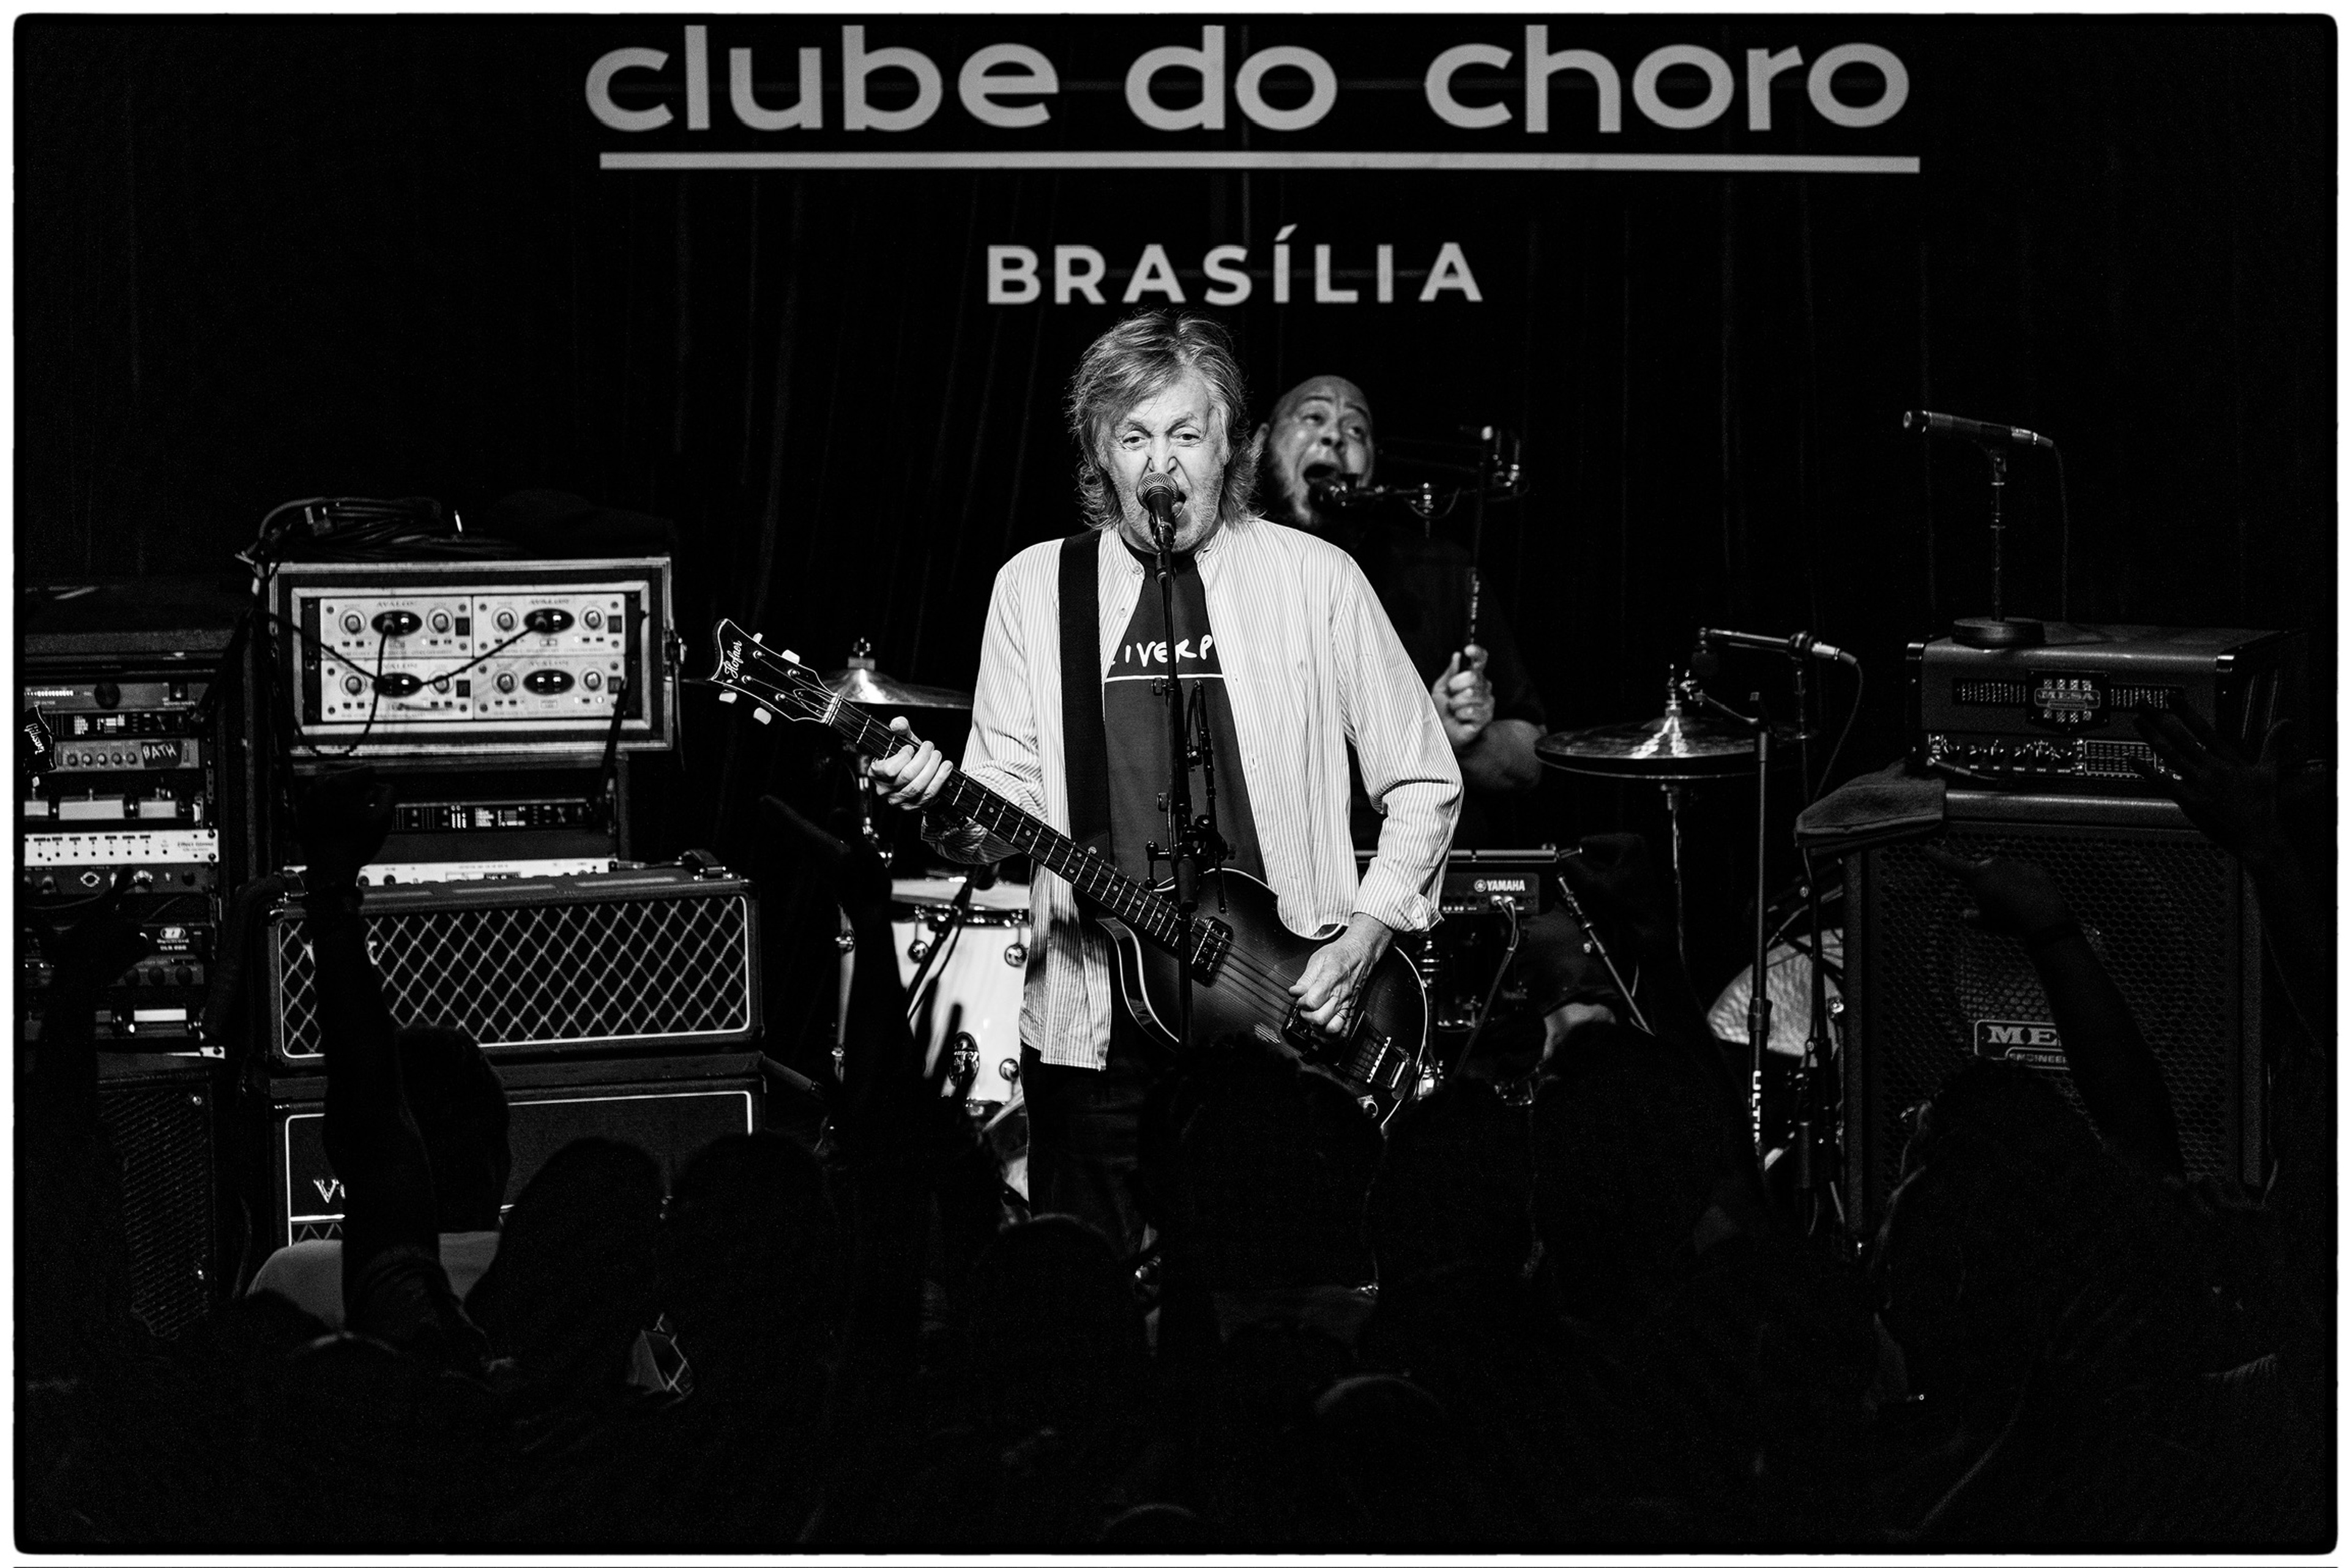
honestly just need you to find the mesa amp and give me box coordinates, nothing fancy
[267,1053,762,1247]
[1841,789,2265,1242]
[263,865,759,1068]
[1909,623,2303,790]
[267,557,677,758]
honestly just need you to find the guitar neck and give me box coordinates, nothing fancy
[822,699,1184,946]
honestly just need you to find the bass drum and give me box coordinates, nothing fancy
[837,875,1032,1200]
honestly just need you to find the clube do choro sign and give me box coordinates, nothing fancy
[587,23,1916,308]
[588,24,1913,152]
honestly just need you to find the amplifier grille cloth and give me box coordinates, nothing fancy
[274,891,753,1059]
[1862,828,2239,1220]
[97,1083,215,1338]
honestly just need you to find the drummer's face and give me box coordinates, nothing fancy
[1105,369,1230,553]
[1264,376,1374,526]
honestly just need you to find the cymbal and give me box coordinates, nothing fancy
[1538,708,1811,782]
[824,663,973,711]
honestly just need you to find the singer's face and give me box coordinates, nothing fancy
[1261,375,1374,529]
[1106,370,1229,553]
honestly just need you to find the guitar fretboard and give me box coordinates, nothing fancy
[823,695,1188,948]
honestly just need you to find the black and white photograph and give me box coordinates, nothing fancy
[13,7,2338,1554]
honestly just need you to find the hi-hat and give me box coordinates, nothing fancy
[1538,705,1810,782]
[826,639,972,710]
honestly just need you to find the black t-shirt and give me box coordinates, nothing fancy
[1102,543,1266,888]
[1315,512,1547,849]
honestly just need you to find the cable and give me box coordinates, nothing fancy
[1816,660,1868,794]
[1455,898,1523,1070]
[2053,444,2072,622]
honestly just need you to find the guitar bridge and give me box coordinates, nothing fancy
[1345,1033,1412,1094]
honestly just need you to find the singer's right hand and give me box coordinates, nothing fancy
[871,717,952,810]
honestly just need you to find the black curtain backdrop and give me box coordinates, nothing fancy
[19,17,2335,1060]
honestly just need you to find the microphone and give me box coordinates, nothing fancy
[1902,409,2056,450]
[1135,471,1182,537]
[1698,627,1860,668]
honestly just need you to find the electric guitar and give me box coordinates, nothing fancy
[702,619,1431,1124]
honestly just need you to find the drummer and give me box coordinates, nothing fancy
[1255,376,1621,1059]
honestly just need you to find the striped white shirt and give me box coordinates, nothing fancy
[928,514,1461,1069]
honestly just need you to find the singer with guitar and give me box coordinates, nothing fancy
[867,313,1461,1258]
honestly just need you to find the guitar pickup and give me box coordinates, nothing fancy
[1186,917,1233,982]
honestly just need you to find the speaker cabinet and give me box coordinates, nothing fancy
[1842,790,2263,1243]
[96,1054,221,1337]
[263,1052,763,1249]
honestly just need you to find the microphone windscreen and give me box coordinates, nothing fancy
[1136,472,1179,504]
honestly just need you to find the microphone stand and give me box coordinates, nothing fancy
[1146,509,1201,1048]
[1951,442,2045,649]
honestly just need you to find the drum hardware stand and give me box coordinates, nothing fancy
[1687,638,1848,1228]
[1549,868,1653,1036]
[901,875,976,1019]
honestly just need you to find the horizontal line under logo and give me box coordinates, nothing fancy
[602,151,1920,175]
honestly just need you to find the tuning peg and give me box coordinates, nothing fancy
[752,632,764,643]
[717,691,739,704]
[780,648,799,663]
[752,707,772,725]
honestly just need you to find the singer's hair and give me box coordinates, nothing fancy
[1067,311,1259,532]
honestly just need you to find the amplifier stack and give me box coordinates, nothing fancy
[243,554,769,1251]
[19,556,781,1321]
[20,580,256,1332]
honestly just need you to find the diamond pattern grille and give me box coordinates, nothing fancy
[1849,823,2254,1234]
[273,887,753,1061]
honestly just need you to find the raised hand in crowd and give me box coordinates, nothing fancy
[1919,846,2183,1181]
[2133,709,2333,1049]
[758,794,988,1409]
[297,766,488,1367]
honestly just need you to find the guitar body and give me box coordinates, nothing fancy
[1095,866,1430,1125]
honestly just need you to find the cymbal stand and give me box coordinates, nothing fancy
[1662,778,1691,974]
[1683,678,1772,1157]
[1789,657,1830,1234]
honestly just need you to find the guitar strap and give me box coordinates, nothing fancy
[1058,531,1113,859]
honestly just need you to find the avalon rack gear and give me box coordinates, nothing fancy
[267,557,678,758]
[21,581,255,1052]
[1909,624,2303,791]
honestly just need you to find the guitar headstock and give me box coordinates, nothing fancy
[701,617,835,727]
